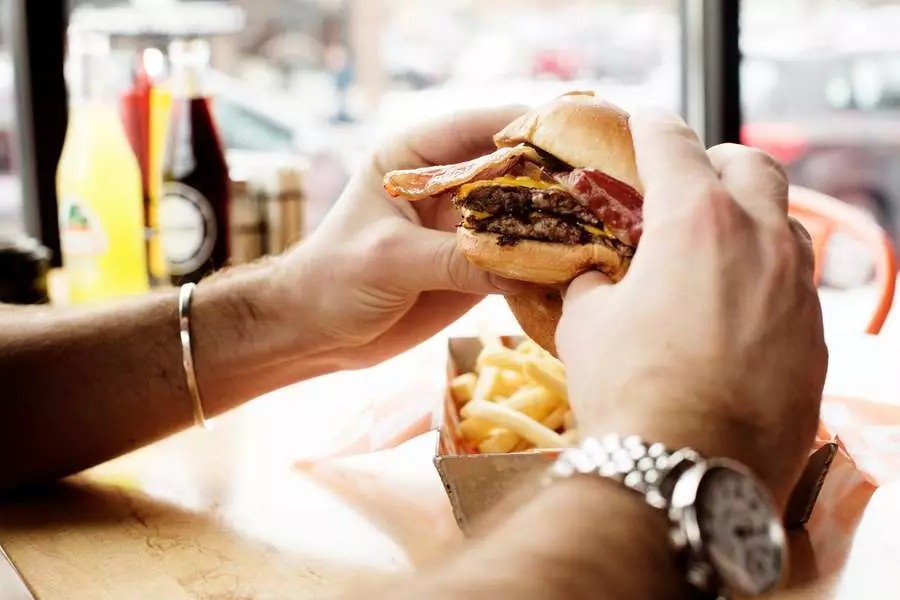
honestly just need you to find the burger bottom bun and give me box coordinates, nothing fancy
[504,285,563,357]
[455,228,626,286]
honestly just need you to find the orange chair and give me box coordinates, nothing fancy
[788,185,897,335]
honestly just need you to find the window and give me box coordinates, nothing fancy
[65,0,682,228]
[211,97,296,153]
[740,0,900,291]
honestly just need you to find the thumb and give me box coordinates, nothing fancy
[404,227,526,295]
[556,270,615,362]
[562,270,615,306]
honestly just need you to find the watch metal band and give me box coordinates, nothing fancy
[544,434,697,510]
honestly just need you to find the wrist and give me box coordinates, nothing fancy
[189,259,342,414]
[576,385,769,496]
[460,476,689,600]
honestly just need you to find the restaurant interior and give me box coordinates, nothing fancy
[2,0,900,598]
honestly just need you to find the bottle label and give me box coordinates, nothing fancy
[59,196,109,257]
[159,182,217,276]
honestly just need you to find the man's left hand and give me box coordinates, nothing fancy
[271,107,527,368]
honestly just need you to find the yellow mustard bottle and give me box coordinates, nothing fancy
[56,34,149,304]
[148,80,173,281]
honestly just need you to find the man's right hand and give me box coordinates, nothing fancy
[556,109,828,509]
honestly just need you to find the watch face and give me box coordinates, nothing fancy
[695,464,785,595]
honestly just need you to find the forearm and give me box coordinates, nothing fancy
[379,478,688,600]
[0,257,338,490]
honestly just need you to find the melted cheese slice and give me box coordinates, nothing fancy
[462,209,492,220]
[457,176,566,200]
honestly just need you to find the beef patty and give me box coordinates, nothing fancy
[457,185,600,225]
[458,185,634,256]
[471,213,592,245]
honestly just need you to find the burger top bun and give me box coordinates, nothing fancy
[493,90,643,195]
[456,228,626,286]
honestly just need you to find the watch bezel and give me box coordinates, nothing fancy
[668,457,787,597]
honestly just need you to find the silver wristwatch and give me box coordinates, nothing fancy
[545,434,786,600]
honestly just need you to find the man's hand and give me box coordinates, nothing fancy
[271,107,528,368]
[557,109,828,509]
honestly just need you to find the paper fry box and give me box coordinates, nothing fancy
[433,336,838,535]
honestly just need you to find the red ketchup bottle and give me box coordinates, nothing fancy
[159,38,231,286]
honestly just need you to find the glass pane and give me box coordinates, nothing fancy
[67,0,681,235]
[740,0,900,293]
[0,0,23,238]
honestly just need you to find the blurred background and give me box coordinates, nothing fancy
[0,0,899,305]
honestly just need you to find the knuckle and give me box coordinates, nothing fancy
[713,143,786,173]
[656,119,703,148]
[771,227,801,262]
[764,227,803,283]
[707,142,743,158]
[687,184,747,234]
[710,144,789,188]
[747,148,789,185]
[697,182,736,210]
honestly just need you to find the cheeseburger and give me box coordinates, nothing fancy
[383,91,644,354]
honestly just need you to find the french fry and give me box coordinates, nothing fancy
[494,370,526,397]
[449,335,579,455]
[471,366,500,404]
[523,358,568,400]
[460,385,559,445]
[478,332,505,352]
[459,417,495,443]
[511,438,533,452]
[478,428,520,454]
[501,386,558,419]
[478,347,528,373]
[543,405,567,431]
[449,372,477,406]
[463,400,566,449]
[515,339,542,355]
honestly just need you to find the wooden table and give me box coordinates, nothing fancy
[2,298,899,599]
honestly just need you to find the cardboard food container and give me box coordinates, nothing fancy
[433,336,839,535]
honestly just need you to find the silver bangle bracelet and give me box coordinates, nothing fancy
[178,282,210,429]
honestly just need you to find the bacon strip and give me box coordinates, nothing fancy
[383,144,542,201]
[557,169,644,246]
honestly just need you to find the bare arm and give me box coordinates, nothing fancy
[372,477,688,600]
[0,107,533,491]
[0,256,338,490]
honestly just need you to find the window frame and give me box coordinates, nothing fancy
[10,0,68,267]
[679,0,742,147]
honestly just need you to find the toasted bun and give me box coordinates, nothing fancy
[493,90,643,195]
[462,91,641,354]
[505,286,563,357]
[456,228,625,286]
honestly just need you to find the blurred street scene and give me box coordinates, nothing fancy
[1,0,900,289]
